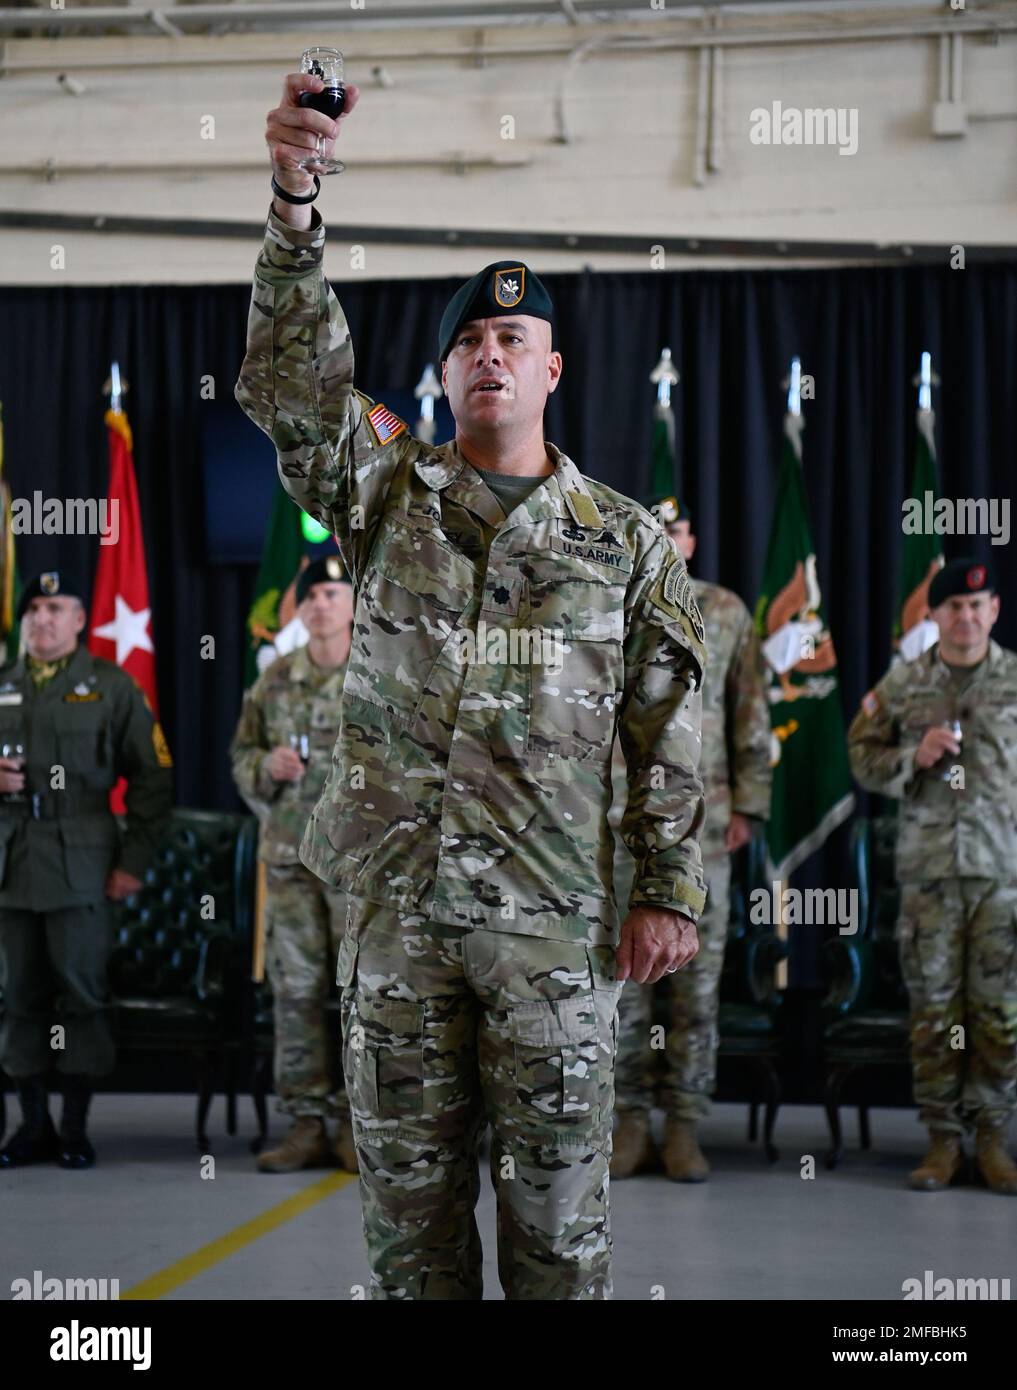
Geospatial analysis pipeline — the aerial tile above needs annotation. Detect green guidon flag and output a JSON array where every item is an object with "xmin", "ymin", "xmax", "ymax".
[
  {"xmin": 753, "ymin": 412, "xmax": 855, "ymax": 877},
  {"xmin": 244, "ymin": 485, "xmax": 331, "ymax": 686},
  {"xmin": 894, "ymin": 406, "xmax": 943, "ymax": 661},
  {"xmin": 649, "ymin": 402, "xmax": 676, "ymax": 500}
]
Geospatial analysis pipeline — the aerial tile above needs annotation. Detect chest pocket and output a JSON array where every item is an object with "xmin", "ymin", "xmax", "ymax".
[
  {"xmin": 900, "ymin": 691, "xmax": 952, "ymax": 744},
  {"xmin": 343, "ymin": 518, "xmax": 478, "ymax": 723},
  {"xmin": 526, "ymin": 565, "xmax": 625, "ymax": 763},
  {"xmin": 53, "ymin": 705, "xmax": 113, "ymax": 786}
]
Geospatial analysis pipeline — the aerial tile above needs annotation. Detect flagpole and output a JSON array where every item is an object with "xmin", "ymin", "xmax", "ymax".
[
  {"xmin": 414, "ymin": 363, "xmax": 442, "ymax": 445},
  {"xmin": 895, "ymin": 351, "xmax": 943, "ymax": 661},
  {"xmin": 773, "ymin": 356, "xmax": 803, "ymax": 990},
  {"xmin": 650, "ymin": 346, "xmax": 679, "ymax": 461},
  {"xmin": 911, "ymin": 348, "xmax": 940, "ymax": 455}
]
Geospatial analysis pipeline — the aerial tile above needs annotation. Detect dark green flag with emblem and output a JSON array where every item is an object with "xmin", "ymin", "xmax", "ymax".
[
  {"xmin": 753, "ymin": 411, "xmax": 855, "ymax": 877},
  {"xmin": 244, "ymin": 486, "xmax": 308, "ymax": 686}
]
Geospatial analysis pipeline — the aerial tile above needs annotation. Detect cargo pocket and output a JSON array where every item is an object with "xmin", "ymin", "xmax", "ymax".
[
  {"xmin": 346, "ymin": 993, "xmax": 425, "ymax": 1120},
  {"xmin": 586, "ymin": 944, "xmax": 621, "ymax": 1063},
  {"xmin": 972, "ymin": 905, "xmax": 1017, "ymax": 989},
  {"xmin": 526, "ymin": 622, "xmax": 623, "ymax": 763},
  {"xmin": 508, "ymin": 992, "xmax": 601, "ymax": 1135}
]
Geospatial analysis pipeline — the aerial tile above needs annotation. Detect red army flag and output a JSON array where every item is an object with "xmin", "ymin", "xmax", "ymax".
[{"xmin": 87, "ymin": 406, "xmax": 166, "ymax": 813}]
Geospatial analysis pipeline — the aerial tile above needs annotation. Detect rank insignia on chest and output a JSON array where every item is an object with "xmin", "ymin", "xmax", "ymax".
[{"xmin": 365, "ymin": 402, "xmax": 407, "ymax": 447}]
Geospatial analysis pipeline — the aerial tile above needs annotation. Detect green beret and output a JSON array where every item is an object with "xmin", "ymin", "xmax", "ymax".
[
  {"xmin": 17, "ymin": 570, "xmax": 85, "ymax": 621},
  {"xmin": 644, "ymin": 494, "xmax": 691, "ymax": 528},
  {"xmin": 438, "ymin": 261, "xmax": 555, "ymax": 363},
  {"xmin": 928, "ymin": 558, "xmax": 995, "ymax": 610},
  {"xmin": 296, "ymin": 555, "xmax": 350, "ymax": 606}
]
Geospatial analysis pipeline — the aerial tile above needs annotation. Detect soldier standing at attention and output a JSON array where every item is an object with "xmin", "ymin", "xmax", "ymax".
[
  {"xmin": 230, "ymin": 555, "xmax": 357, "ymax": 1172},
  {"xmin": 0, "ymin": 572, "xmax": 173, "ymax": 1170},
  {"xmin": 848, "ymin": 558, "xmax": 1017, "ymax": 1195},
  {"xmin": 236, "ymin": 75, "xmax": 707, "ymax": 1300},
  {"xmin": 612, "ymin": 496, "xmax": 771, "ymax": 1181}
]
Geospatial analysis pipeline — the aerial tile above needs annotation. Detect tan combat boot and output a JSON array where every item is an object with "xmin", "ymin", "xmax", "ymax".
[
  {"xmin": 610, "ymin": 1110, "xmax": 658, "ymax": 1178},
  {"xmin": 663, "ymin": 1118, "xmax": 710, "ymax": 1183},
  {"xmin": 333, "ymin": 1115, "xmax": 358, "ymax": 1173},
  {"xmin": 908, "ymin": 1130, "xmax": 964, "ymax": 1191},
  {"xmin": 257, "ymin": 1116, "xmax": 330, "ymax": 1173},
  {"xmin": 974, "ymin": 1124, "xmax": 1017, "ymax": 1196}
]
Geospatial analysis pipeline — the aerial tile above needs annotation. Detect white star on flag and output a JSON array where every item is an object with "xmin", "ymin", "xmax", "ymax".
[{"xmin": 92, "ymin": 594, "xmax": 154, "ymax": 666}]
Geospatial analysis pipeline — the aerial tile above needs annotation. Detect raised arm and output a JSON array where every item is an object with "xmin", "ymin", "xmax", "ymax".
[{"xmin": 234, "ymin": 74, "xmax": 414, "ymax": 584}]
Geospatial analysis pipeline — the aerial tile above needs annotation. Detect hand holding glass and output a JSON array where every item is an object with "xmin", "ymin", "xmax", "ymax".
[{"xmin": 298, "ymin": 47, "xmax": 346, "ymax": 175}]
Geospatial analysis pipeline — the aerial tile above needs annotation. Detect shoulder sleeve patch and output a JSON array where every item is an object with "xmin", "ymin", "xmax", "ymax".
[
  {"xmin": 365, "ymin": 402, "xmax": 407, "ymax": 447},
  {"xmin": 152, "ymin": 721, "xmax": 174, "ymax": 769},
  {"xmin": 653, "ymin": 556, "xmax": 706, "ymax": 645},
  {"xmin": 861, "ymin": 690, "xmax": 880, "ymax": 718}
]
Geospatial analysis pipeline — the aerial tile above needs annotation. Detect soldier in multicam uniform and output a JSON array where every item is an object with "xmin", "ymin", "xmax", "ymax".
[
  {"xmin": 230, "ymin": 556, "xmax": 357, "ymax": 1173},
  {"xmin": 848, "ymin": 558, "xmax": 1017, "ymax": 1196},
  {"xmin": 235, "ymin": 75, "xmax": 708, "ymax": 1300},
  {"xmin": 612, "ymin": 496, "xmax": 772, "ymax": 1181}
]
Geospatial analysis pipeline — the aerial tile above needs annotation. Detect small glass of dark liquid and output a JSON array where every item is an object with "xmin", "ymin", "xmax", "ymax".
[
  {"xmin": 298, "ymin": 46, "xmax": 346, "ymax": 176},
  {"xmin": 2, "ymin": 740, "xmax": 25, "ymax": 804}
]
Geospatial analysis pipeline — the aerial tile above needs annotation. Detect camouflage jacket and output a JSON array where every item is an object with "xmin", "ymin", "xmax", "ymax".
[
  {"xmin": 229, "ymin": 644, "xmax": 347, "ymax": 865},
  {"xmin": 692, "ymin": 578, "xmax": 772, "ymax": 857},
  {"xmin": 848, "ymin": 639, "xmax": 1017, "ymax": 882},
  {"xmin": 235, "ymin": 206, "xmax": 707, "ymax": 945}
]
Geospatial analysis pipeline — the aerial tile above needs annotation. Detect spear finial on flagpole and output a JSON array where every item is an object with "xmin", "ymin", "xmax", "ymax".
[
  {"xmin": 912, "ymin": 350, "xmax": 940, "ymax": 414},
  {"xmin": 415, "ymin": 364, "xmax": 442, "ymax": 445},
  {"xmin": 102, "ymin": 361, "xmax": 129, "ymax": 414},
  {"xmin": 650, "ymin": 347, "xmax": 679, "ymax": 410}
]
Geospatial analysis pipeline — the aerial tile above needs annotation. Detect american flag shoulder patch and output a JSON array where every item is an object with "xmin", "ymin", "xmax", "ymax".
[
  {"xmin": 861, "ymin": 690, "xmax": 880, "ymax": 717},
  {"xmin": 365, "ymin": 402, "xmax": 407, "ymax": 447}
]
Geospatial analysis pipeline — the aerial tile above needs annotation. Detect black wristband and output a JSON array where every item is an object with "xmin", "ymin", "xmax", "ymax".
[{"xmin": 271, "ymin": 174, "xmax": 320, "ymax": 205}]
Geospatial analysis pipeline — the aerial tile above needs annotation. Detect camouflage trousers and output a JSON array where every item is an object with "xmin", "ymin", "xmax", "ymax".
[
  {"xmin": 614, "ymin": 853, "xmax": 729, "ymax": 1121},
  {"xmin": 897, "ymin": 878, "xmax": 1017, "ymax": 1134},
  {"xmin": 337, "ymin": 898, "xmax": 622, "ymax": 1301},
  {"xmin": 264, "ymin": 862, "xmax": 346, "ymax": 1120}
]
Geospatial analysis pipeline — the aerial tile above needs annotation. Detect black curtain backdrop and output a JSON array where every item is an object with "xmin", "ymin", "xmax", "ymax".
[{"xmin": 1, "ymin": 251, "xmax": 1015, "ymax": 989}]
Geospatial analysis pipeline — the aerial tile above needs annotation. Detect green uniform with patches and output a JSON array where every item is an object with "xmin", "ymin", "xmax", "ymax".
[
  {"xmin": 230, "ymin": 644, "xmax": 348, "ymax": 1119},
  {"xmin": 0, "ymin": 644, "xmax": 173, "ymax": 1078},
  {"xmin": 236, "ymin": 206, "xmax": 707, "ymax": 1300},
  {"xmin": 615, "ymin": 580, "xmax": 772, "ymax": 1118},
  {"xmin": 848, "ymin": 640, "xmax": 1017, "ymax": 1134}
]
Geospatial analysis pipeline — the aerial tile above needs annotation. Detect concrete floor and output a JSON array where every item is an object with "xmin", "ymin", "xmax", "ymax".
[{"xmin": 1, "ymin": 1097, "xmax": 1014, "ymax": 1301}]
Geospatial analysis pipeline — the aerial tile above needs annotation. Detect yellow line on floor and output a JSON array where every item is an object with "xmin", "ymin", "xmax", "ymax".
[{"xmin": 121, "ymin": 1170, "xmax": 358, "ymax": 1300}]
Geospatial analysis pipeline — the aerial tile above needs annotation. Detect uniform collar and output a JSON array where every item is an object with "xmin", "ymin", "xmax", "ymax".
[
  {"xmin": 28, "ymin": 643, "xmax": 95, "ymax": 699},
  {"xmin": 930, "ymin": 638, "xmax": 1002, "ymax": 678},
  {"xmin": 288, "ymin": 643, "xmax": 345, "ymax": 687},
  {"xmin": 414, "ymin": 439, "xmax": 603, "ymax": 529}
]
